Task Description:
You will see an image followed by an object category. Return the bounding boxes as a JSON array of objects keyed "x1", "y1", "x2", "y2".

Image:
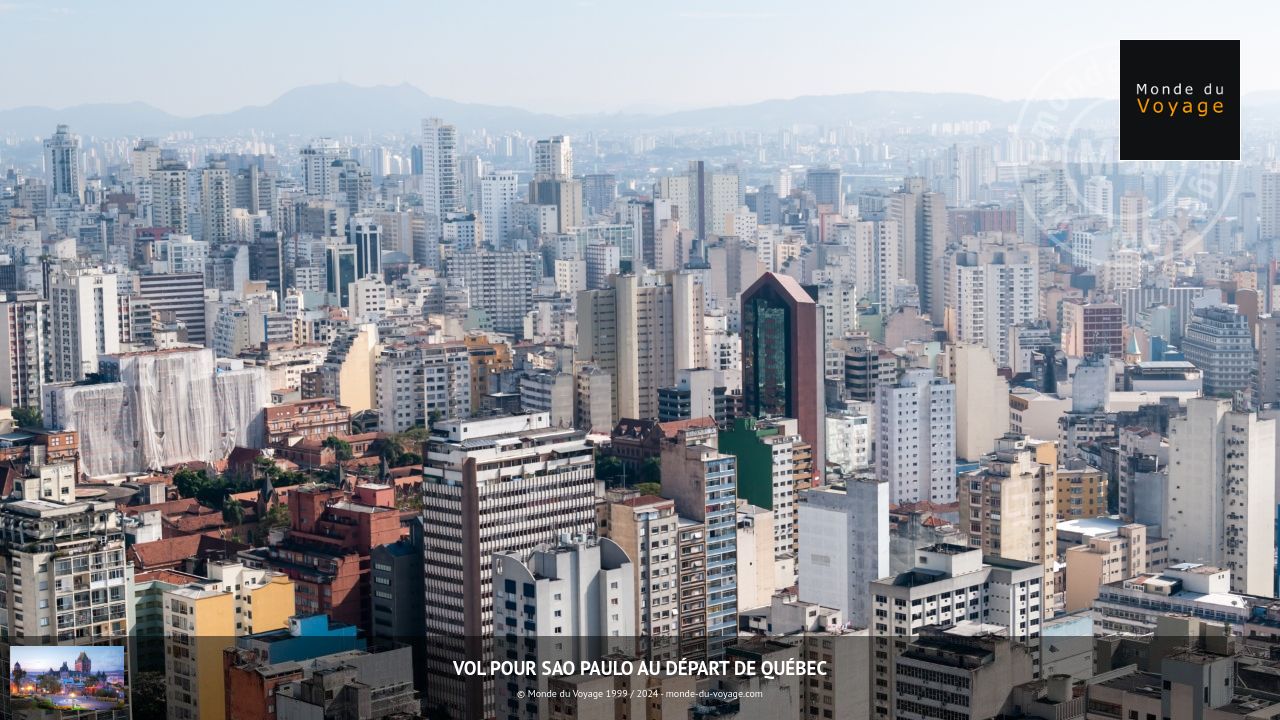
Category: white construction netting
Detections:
[{"x1": 49, "y1": 349, "x2": 267, "y2": 478}]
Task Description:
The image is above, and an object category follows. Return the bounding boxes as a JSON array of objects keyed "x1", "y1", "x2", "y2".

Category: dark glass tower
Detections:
[{"x1": 740, "y1": 272, "x2": 825, "y2": 474}]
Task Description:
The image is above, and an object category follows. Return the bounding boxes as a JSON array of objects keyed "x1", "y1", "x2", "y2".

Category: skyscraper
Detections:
[
  {"x1": 299, "y1": 137, "x2": 344, "y2": 196},
  {"x1": 44, "y1": 124, "x2": 83, "y2": 203},
  {"x1": 420, "y1": 413, "x2": 596, "y2": 718},
  {"x1": 805, "y1": 166, "x2": 842, "y2": 212},
  {"x1": 888, "y1": 179, "x2": 947, "y2": 321},
  {"x1": 534, "y1": 135, "x2": 573, "y2": 178},
  {"x1": 944, "y1": 233, "x2": 1039, "y2": 368},
  {"x1": 0, "y1": 291, "x2": 49, "y2": 410},
  {"x1": 421, "y1": 118, "x2": 459, "y2": 255},
  {"x1": 578, "y1": 271, "x2": 706, "y2": 420},
  {"x1": 325, "y1": 244, "x2": 357, "y2": 308},
  {"x1": 151, "y1": 159, "x2": 191, "y2": 234},
  {"x1": 658, "y1": 423, "x2": 738, "y2": 655},
  {"x1": 1182, "y1": 304, "x2": 1255, "y2": 398},
  {"x1": 1164, "y1": 398, "x2": 1276, "y2": 595},
  {"x1": 479, "y1": 171, "x2": 519, "y2": 248},
  {"x1": 877, "y1": 368, "x2": 957, "y2": 503},
  {"x1": 48, "y1": 266, "x2": 120, "y2": 382},
  {"x1": 739, "y1": 272, "x2": 825, "y2": 474},
  {"x1": 346, "y1": 217, "x2": 382, "y2": 279},
  {"x1": 201, "y1": 160, "x2": 233, "y2": 244}
]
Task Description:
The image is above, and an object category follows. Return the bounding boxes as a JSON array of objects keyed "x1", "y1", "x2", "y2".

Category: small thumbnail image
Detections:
[{"x1": 8, "y1": 645, "x2": 127, "y2": 715}]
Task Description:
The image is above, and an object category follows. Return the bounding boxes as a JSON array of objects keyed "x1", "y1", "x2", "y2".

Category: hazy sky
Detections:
[{"x1": 0, "y1": 0, "x2": 1271, "y2": 115}]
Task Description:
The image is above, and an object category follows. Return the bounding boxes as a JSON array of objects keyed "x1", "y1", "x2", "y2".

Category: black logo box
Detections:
[{"x1": 1120, "y1": 39, "x2": 1240, "y2": 161}]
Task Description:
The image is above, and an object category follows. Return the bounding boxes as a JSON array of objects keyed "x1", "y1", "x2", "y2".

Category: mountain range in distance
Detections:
[{"x1": 2, "y1": 82, "x2": 1278, "y2": 139}]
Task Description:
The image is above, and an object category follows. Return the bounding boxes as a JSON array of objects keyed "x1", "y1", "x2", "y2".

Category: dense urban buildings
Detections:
[{"x1": 5, "y1": 27, "x2": 1280, "y2": 719}]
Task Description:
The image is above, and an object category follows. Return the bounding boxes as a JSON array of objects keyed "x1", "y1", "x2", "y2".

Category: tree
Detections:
[
  {"x1": 595, "y1": 454, "x2": 624, "y2": 486},
  {"x1": 639, "y1": 457, "x2": 662, "y2": 485},
  {"x1": 221, "y1": 498, "x2": 246, "y2": 526},
  {"x1": 12, "y1": 406, "x2": 41, "y2": 429},
  {"x1": 633, "y1": 482, "x2": 662, "y2": 497},
  {"x1": 263, "y1": 502, "x2": 290, "y2": 528},
  {"x1": 322, "y1": 435, "x2": 354, "y2": 461}
]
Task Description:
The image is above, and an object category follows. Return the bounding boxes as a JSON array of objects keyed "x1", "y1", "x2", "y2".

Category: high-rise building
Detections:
[
  {"x1": 805, "y1": 166, "x2": 842, "y2": 212},
  {"x1": 162, "y1": 562, "x2": 295, "y2": 720},
  {"x1": 0, "y1": 291, "x2": 48, "y2": 410},
  {"x1": 597, "y1": 491, "x2": 682, "y2": 647},
  {"x1": 135, "y1": 271, "x2": 207, "y2": 345},
  {"x1": 888, "y1": 180, "x2": 947, "y2": 321},
  {"x1": 48, "y1": 266, "x2": 120, "y2": 382},
  {"x1": 201, "y1": 160, "x2": 233, "y2": 244},
  {"x1": 582, "y1": 173, "x2": 617, "y2": 216},
  {"x1": 1182, "y1": 304, "x2": 1255, "y2": 398},
  {"x1": 797, "y1": 475, "x2": 888, "y2": 627},
  {"x1": 583, "y1": 242, "x2": 620, "y2": 290},
  {"x1": 1061, "y1": 299, "x2": 1124, "y2": 359},
  {"x1": 420, "y1": 413, "x2": 596, "y2": 718},
  {"x1": 1119, "y1": 192, "x2": 1149, "y2": 247},
  {"x1": 1256, "y1": 314, "x2": 1280, "y2": 408},
  {"x1": 1164, "y1": 397, "x2": 1275, "y2": 595},
  {"x1": 942, "y1": 342, "x2": 1011, "y2": 462},
  {"x1": 740, "y1": 272, "x2": 825, "y2": 473},
  {"x1": 1084, "y1": 175, "x2": 1114, "y2": 225},
  {"x1": 578, "y1": 271, "x2": 706, "y2": 420},
  {"x1": 877, "y1": 368, "x2": 957, "y2": 504},
  {"x1": 299, "y1": 138, "x2": 344, "y2": 196},
  {"x1": 1261, "y1": 171, "x2": 1280, "y2": 241},
  {"x1": 958, "y1": 434, "x2": 1058, "y2": 594},
  {"x1": 719, "y1": 417, "x2": 809, "y2": 569},
  {"x1": 346, "y1": 217, "x2": 382, "y2": 279},
  {"x1": 492, "y1": 537, "x2": 634, "y2": 720},
  {"x1": 374, "y1": 340, "x2": 470, "y2": 432},
  {"x1": 0, "y1": 459, "x2": 132, "y2": 642},
  {"x1": 44, "y1": 124, "x2": 83, "y2": 203},
  {"x1": 325, "y1": 244, "x2": 358, "y2": 308},
  {"x1": 479, "y1": 171, "x2": 519, "y2": 248},
  {"x1": 445, "y1": 251, "x2": 542, "y2": 335},
  {"x1": 534, "y1": 135, "x2": 573, "y2": 179},
  {"x1": 151, "y1": 159, "x2": 191, "y2": 234},
  {"x1": 944, "y1": 233, "x2": 1038, "y2": 368},
  {"x1": 421, "y1": 118, "x2": 459, "y2": 250},
  {"x1": 658, "y1": 424, "x2": 738, "y2": 655}
]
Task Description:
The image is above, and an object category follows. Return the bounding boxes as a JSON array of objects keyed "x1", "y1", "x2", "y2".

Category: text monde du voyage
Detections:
[{"x1": 1134, "y1": 83, "x2": 1228, "y2": 118}]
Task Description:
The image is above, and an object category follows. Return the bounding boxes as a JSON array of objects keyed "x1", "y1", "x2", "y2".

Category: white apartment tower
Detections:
[
  {"x1": 479, "y1": 171, "x2": 519, "y2": 248},
  {"x1": 1164, "y1": 397, "x2": 1276, "y2": 596},
  {"x1": 797, "y1": 475, "x2": 889, "y2": 628},
  {"x1": 421, "y1": 118, "x2": 460, "y2": 245},
  {"x1": 534, "y1": 135, "x2": 573, "y2": 179},
  {"x1": 876, "y1": 368, "x2": 957, "y2": 504},
  {"x1": 0, "y1": 292, "x2": 49, "y2": 410},
  {"x1": 492, "y1": 537, "x2": 634, "y2": 720},
  {"x1": 945, "y1": 233, "x2": 1038, "y2": 368},
  {"x1": 48, "y1": 267, "x2": 120, "y2": 382}
]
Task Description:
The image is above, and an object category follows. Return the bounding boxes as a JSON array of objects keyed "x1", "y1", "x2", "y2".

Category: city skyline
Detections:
[{"x1": 2, "y1": 0, "x2": 1278, "y2": 116}]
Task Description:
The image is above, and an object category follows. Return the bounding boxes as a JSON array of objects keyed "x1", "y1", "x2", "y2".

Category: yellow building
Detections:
[
  {"x1": 1063, "y1": 523, "x2": 1167, "y2": 612},
  {"x1": 464, "y1": 333, "x2": 513, "y2": 413},
  {"x1": 959, "y1": 434, "x2": 1058, "y2": 597},
  {"x1": 1056, "y1": 464, "x2": 1108, "y2": 519},
  {"x1": 162, "y1": 561, "x2": 295, "y2": 720}
]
